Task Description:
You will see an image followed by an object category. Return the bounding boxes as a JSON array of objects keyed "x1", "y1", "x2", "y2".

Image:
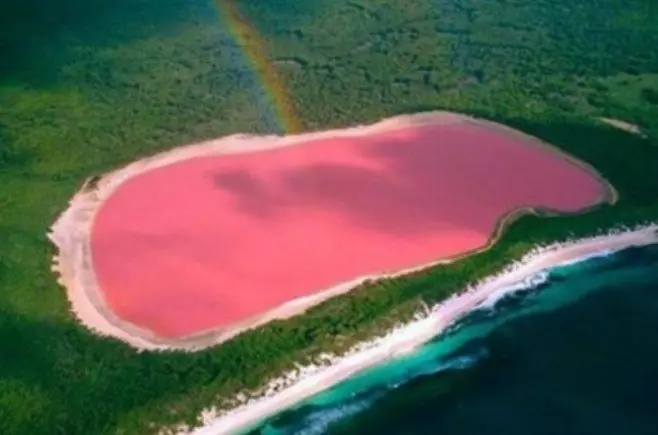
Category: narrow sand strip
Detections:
[
  {"x1": 48, "y1": 111, "x2": 617, "y2": 351},
  {"x1": 177, "y1": 225, "x2": 658, "y2": 435},
  {"x1": 600, "y1": 117, "x2": 646, "y2": 137}
]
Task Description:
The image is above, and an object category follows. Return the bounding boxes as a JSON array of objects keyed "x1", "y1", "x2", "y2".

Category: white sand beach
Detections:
[{"x1": 175, "y1": 225, "x2": 658, "y2": 435}]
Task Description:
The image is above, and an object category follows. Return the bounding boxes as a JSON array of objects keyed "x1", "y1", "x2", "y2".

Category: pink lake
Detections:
[{"x1": 90, "y1": 122, "x2": 607, "y2": 338}]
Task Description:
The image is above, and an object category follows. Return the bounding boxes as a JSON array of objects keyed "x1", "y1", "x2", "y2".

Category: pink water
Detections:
[{"x1": 91, "y1": 122, "x2": 606, "y2": 338}]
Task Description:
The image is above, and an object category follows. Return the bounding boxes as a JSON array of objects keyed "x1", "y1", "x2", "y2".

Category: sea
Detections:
[{"x1": 244, "y1": 242, "x2": 658, "y2": 435}]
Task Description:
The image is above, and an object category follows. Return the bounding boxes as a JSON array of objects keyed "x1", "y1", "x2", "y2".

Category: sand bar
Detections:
[{"x1": 600, "y1": 117, "x2": 645, "y2": 137}]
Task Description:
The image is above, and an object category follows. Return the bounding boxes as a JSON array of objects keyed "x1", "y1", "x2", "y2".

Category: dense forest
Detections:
[{"x1": 1, "y1": 0, "x2": 658, "y2": 434}]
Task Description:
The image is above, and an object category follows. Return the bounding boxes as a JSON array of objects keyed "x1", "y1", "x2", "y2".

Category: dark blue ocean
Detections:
[{"x1": 246, "y1": 243, "x2": 658, "y2": 435}]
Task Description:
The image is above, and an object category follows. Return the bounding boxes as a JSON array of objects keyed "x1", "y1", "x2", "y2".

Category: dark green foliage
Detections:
[
  {"x1": 641, "y1": 87, "x2": 658, "y2": 105},
  {"x1": 0, "y1": 0, "x2": 216, "y2": 86},
  {"x1": 1, "y1": 0, "x2": 658, "y2": 434}
]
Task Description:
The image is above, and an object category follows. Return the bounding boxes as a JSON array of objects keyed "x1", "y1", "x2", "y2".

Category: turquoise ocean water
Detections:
[{"x1": 246, "y1": 243, "x2": 658, "y2": 435}]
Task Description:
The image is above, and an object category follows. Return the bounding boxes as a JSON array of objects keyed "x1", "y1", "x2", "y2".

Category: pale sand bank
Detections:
[
  {"x1": 600, "y1": 117, "x2": 645, "y2": 137},
  {"x1": 172, "y1": 225, "x2": 658, "y2": 435},
  {"x1": 48, "y1": 111, "x2": 616, "y2": 351}
]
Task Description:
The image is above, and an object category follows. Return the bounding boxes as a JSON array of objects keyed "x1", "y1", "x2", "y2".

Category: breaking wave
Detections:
[
  {"x1": 476, "y1": 270, "x2": 550, "y2": 310},
  {"x1": 247, "y1": 240, "x2": 658, "y2": 435},
  {"x1": 252, "y1": 346, "x2": 489, "y2": 435}
]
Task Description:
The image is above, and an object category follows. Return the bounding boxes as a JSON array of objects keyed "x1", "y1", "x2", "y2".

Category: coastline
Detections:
[
  {"x1": 176, "y1": 224, "x2": 658, "y2": 435},
  {"x1": 48, "y1": 110, "x2": 616, "y2": 351}
]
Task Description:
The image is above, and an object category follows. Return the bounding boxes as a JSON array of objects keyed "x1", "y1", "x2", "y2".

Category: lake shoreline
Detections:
[{"x1": 48, "y1": 110, "x2": 615, "y2": 351}]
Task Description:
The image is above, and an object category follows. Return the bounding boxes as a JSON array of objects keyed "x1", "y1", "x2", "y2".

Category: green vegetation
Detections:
[
  {"x1": 641, "y1": 87, "x2": 658, "y2": 105},
  {"x1": 1, "y1": 0, "x2": 658, "y2": 433}
]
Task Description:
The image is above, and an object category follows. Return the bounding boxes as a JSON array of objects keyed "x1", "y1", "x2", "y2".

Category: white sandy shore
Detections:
[
  {"x1": 48, "y1": 111, "x2": 616, "y2": 351},
  {"x1": 171, "y1": 225, "x2": 658, "y2": 435},
  {"x1": 599, "y1": 117, "x2": 646, "y2": 137}
]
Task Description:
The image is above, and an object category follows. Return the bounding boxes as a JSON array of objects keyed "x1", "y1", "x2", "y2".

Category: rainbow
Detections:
[{"x1": 216, "y1": 0, "x2": 302, "y2": 134}]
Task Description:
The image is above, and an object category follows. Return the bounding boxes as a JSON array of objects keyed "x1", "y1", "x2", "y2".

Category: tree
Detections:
[{"x1": 641, "y1": 87, "x2": 658, "y2": 106}]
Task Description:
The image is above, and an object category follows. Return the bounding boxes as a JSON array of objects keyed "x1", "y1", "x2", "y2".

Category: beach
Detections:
[{"x1": 180, "y1": 224, "x2": 658, "y2": 435}]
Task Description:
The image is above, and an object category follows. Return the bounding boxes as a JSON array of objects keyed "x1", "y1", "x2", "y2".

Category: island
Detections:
[{"x1": 1, "y1": 0, "x2": 658, "y2": 434}]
